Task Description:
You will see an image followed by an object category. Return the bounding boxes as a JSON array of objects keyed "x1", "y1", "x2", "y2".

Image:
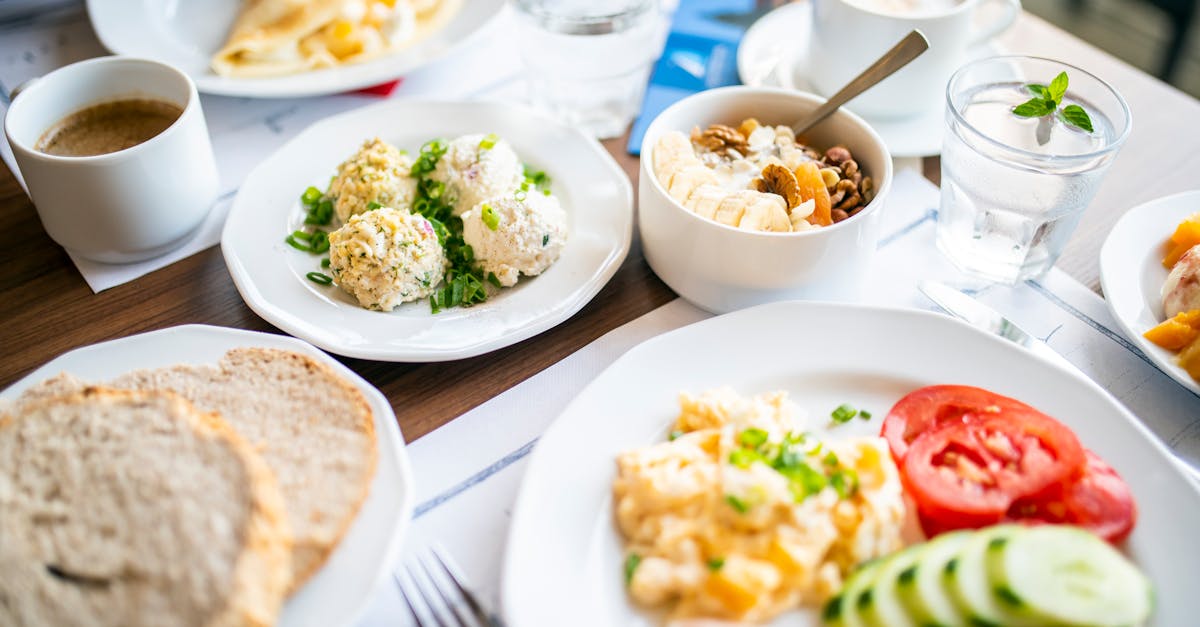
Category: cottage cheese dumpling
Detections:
[
  {"x1": 328, "y1": 137, "x2": 418, "y2": 222},
  {"x1": 1164, "y1": 245, "x2": 1200, "y2": 317},
  {"x1": 328, "y1": 207, "x2": 446, "y2": 310},
  {"x1": 461, "y1": 194, "x2": 568, "y2": 287},
  {"x1": 430, "y1": 134, "x2": 524, "y2": 216}
]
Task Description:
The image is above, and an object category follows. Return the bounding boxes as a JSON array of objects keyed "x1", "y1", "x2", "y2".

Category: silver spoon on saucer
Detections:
[{"x1": 792, "y1": 30, "x2": 931, "y2": 136}]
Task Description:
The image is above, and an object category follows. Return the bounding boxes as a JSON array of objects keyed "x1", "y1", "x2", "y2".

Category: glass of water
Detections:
[
  {"x1": 513, "y1": 0, "x2": 661, "y2": 139},
  {"x1": 937, "y1": 56, "x2": 1131, "y2": 283}
]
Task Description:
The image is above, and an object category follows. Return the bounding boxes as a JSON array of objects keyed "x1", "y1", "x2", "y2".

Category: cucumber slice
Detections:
[
  {"x1": 859, "y1": 545, "x2": 922, "y2": 627},
  {"x1": 822, "y1": 560, "x2": 883, "y2": 627},
  {"x1": 988, "y1": 525, "x2": 1153, "y2": 626},
  {"x1": 947, "y1": 525, "x2": 1026, "y2": 627},
  {"x1": 898, "y1": 531, "x2": 973, "y2": 627}
]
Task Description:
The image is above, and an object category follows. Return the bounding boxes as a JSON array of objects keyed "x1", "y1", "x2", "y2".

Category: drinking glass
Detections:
[
  {"x1": 513, "y1": 0, "x2": 660, "y2": 139},
  {"x1": 936, "y1": 56, "x2": 1131, "y2": 283}
]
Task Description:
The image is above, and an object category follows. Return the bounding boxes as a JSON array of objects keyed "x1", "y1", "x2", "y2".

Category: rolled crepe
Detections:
[{"x1": 212, "y1": 0, "x2": 442, "y2": 78}]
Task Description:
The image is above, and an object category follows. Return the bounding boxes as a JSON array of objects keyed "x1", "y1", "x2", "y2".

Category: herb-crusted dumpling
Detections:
[
  {"x1": 429, "y1": 134, "x2": 524, "y2": 216},
  {"x1": 461, "y1": 193, "x2": 568, "y2": 288},
  {"x1": 328, "y1": 137, "x2": 418, "y2": 223},
  {"x1": 328, "y1": 207, "x2": 446, "y2": 311}
]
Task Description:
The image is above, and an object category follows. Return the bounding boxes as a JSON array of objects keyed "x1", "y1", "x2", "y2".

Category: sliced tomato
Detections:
[
  {"x1": 1006, "y1": 450, "x2": 1137, "y2": 543},
  {"x1": 903, "y1": 414, "x2": 1086, "y2": 535},
  {"x1": 881, "y1": 385, "x2": 1038, "y2": 461}
]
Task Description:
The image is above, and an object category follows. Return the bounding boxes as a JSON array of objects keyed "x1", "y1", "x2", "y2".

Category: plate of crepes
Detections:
[
  {"x1": 1100, "y1": 190, "x2": 1200, "y2": 395},
  {"x1": 503, "y1": 301, "x2": 1200, "y2": 626},
  {"x1": 86, "y1": 0, "x2": 503, "y2": 97},
  {"x1": 0, "y1": 325, "x2": 413, "y2": 627},
  {"x1": 222, "y1": 99, "x2": 632, "y2": 361}
]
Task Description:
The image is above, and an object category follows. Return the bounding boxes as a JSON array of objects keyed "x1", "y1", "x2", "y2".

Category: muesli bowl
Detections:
[{"x1": 639, "y1": 86, "x2": 893, "y2": 313}]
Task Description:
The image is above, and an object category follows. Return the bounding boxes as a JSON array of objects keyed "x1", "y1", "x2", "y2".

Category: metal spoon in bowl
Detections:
[{"x1": 792, "y1": 30, "x2": 931, "y2": 136}]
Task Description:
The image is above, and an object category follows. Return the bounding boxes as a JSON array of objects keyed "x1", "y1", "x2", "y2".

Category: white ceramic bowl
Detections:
[{"x1": 639, "y1": 86, "x2": 893, "y2": 313}]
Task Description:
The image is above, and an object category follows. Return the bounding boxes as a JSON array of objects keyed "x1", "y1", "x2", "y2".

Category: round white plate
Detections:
[
  {"x1": 85, "y1": 0, "x2": 503, "y2": 98},
  {"x1": 222, "y1": 99, "x2": 632, "y2": 361},
  {"x1": 1100, "y1": 190, "x2": 1200, "y2": 396},
  {"x1": 0, "y1": 324, "x2": 414, "y2": 627},
  {"x1": 502, "y1": 301, "x2": 1200, "y2": 626},
  {"x1": 737, "y1": 2, "x2": 1002, "y2": 158}
]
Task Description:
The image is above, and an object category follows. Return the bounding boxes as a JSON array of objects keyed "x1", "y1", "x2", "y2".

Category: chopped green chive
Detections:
[
  {"x1": 306, "y1": 272, "x2": 333, "y2": 285},
  {"x1": 624, "y1": 553, "x2": 641, "y2": 585},
  {"x1": 859, "y1": 410, "x2": 872, "y2": 420},
  {"x1": 542, "y1": 234, "x2": 549, "y2": 246},
  {"x1": 706, "y1": 558, "x2": 725, "y2": 571},
  {"x1": 831, "y1": 403, "x2": 858, "y2": 423},
  {"x1": 481, "y1": 203, "x2": 500, "y2": 231},
  {"x1": 725, "y1": 494, "x2": 749, "y2": 514}
]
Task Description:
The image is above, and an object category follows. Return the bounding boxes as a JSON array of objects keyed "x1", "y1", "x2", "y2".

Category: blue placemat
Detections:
[{"x1": 626, "y1": 0, "x2": 760, "y2": 155}]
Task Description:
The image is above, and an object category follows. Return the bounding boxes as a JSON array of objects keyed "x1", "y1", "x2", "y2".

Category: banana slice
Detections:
[
  {"x1": 685, "y1": 184, "x2": 727, "y2": 221},
  {"x1": 653, "y1": 131, "x2": 701, "y2": 189},
  {"x1": 738, "y1": 193, "x2": 791, "y2": 232},
  {"x1": 667, "y1": 165, "x2": 718, "y2": 204},
  {"x1": 790, "y1": 199, "x2": 816, "y2": 231},
  {"x1": 713, "y1": 190, "x2": 759, "y2": 227}
]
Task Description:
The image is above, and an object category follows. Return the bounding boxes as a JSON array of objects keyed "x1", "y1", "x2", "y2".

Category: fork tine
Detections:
[
  {"x1": 406, "y1": 561, "x2": 456, "y2": 627},
  {"x1": 416, "y1": 552, "x2": 476, "y2": 627},
  {"x1": 429, "y1": 545, "x2": 490, "y2": 622},
  {"x1": 393, "y1": 568, "x2": 430, "y2": 627}
]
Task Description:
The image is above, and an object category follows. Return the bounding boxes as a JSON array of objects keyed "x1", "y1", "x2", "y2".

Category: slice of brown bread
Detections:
[
  {"x1": 111, "y1": 348, "x2": 378, "y2": 589},
  {"x1": 0, "y1": 387, "x2": 291, "y2": 627}
]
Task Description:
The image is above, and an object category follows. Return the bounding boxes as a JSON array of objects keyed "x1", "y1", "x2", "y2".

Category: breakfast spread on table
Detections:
[
  {"x1": 614, "y1": 384, "x2": 1147, "y2": 624},
  {"x1": 1143, "y1": 212, "x2": 1200, "y2": 381},
  {"x1": 212, "y1": 0, "x2": 458, "y2": 78},
  {"x1": 287, "y1": 134, "x2": 566, "y2": 312},
  {"x1": 652, "y1": 118, "x2": 875, "y2": 231},
  {"x1": 0, "y1": 348, "x2": 377, "y2": 626}
]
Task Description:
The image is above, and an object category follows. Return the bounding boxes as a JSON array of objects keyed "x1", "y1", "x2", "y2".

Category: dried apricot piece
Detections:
[{"x1": 793, "y1": 161, "x2": 832, "y2": 226}]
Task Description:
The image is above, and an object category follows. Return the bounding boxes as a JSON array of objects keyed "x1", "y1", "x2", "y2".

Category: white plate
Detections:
[
  {"x1": 85, "y1": 0, "x2": 503, "y2": 98},
  {"x1": 1099, "y1": 190, "x2": 1200, "y2": 396},
  {"x1": 502, "y1": 301, "x2": 1200, "y2": 626},
  {"x1": 0, "y1": 324, "x2": 414, "y2": 627},
  {"x1": 222, "y1": 99, "x2": 632, "y2": 361},
  {"x1": 737, "y1": 2, "x2": 1002, "y2": 158}
]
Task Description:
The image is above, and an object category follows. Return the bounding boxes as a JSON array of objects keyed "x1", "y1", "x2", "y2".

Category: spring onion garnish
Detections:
[
  {"x1": 486, "y1": 272, "x2": 502, "y2": 288},
  {"x1": 481, "y1": 203, "x2": 500, "y2": 231},
  {"x1": 411, "y1": 139, "x2": 448, "y2": 177},
  {"x1": 478, "y1": 133, "x2": 499, "y2": 150},
  {"x1": 859, "y1": 410, "x2": 872, "y2": 420},
  {"x1": 306, "y1": 272, "x2": 333, "y2": 285},
  {"x1": 321, "y1": 257, "x2": 330, "y2": 268},
  {"x1": 707, "y1": 558, "x2": 725, "y2": 571},
  {"x1": 739, "y1": 427, "x2": 769, "y2": 448},
  {"x1": 366, "y1": 201, "x2": 382, "y2": 211},
  {"x1": 301, "y1": 186, "x2": 322, "y2": 205},
  {"x1": 624, "y1": 553, "x2": 641, "y2": 585},
  {"x1": 725, "y1": 494, "x2": 750, "y2": 514},
  {"x1": 668, "y1": 429, "x2": 684, "y2": 441},
  {"x1": 542, "y1": 234, "x2": 550, "y2": 246},
  {"x1": 729, "y1": 448, "x2": 765, "y2": 468},
  {"x1": 831, "y1": 403, "x2": 858, "y2": 423},
  {"x1": 823, "y1": 451, "x2": 839, "y2": 467},
  {"x1": 514, "y1": 189, "x2": 527, "y2": 202},
  {"x1": 830, "y1": 468, "x2": 859, "y2": 499},
  {"x1": 285, "y1": 234, "x2": 312, "y2": 252},
  {"x1": 523, "y1": 164, "x2": 551, "y2": 190},
  {"x1": 307, "y1": 230, "x2": 330, "y2": 253}
]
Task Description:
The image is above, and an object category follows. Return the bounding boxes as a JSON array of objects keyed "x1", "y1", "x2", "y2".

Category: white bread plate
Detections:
[{"x1": 0, "y1": 324, "x2": 413, "y2": 627}]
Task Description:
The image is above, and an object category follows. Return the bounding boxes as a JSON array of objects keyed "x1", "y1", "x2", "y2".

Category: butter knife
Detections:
[{"x1": 917, "y1": 279, "x2": 1200, "y2": 484}]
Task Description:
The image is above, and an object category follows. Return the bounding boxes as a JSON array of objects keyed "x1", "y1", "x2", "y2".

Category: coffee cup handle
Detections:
[
  {"x1": 969, "y1": 0, "x2": 1020, "y2": 47},
  {"x1": 8, "y1": 76, "x2": 40, "y2": 102}
]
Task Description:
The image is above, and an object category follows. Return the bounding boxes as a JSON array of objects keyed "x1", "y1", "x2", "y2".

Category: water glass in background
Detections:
[
  {"x1": 937, "y1": 56, "x2": 1131, "y2": 283},
  {"x1": 513, "y1": 0, "x2": 661, "y2": 139}
]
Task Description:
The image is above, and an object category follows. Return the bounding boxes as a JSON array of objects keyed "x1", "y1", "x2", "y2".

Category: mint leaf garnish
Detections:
[
  {"x1": 1013, "y1": 99, "x2": 1056, "y2": 118},
  {"x1": 1011, "y1": 72, "x2": 1094, "y2": 137},
  {"x1": 1060, "y1": 104, "x2": 1094, "y2": 132},
  {"x1": 1047, "y1": 71, "x2": 1069, "y2": 104}
]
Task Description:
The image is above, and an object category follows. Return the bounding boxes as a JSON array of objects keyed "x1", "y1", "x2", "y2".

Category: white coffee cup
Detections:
[
  {"x1": 4, "y1": 56, "x2": 218, "y2": 264},
  {"x1": 808, "y1": 0, "x2": 1019, "y2": 119}
]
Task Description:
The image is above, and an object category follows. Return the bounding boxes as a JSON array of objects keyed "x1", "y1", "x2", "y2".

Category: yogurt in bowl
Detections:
[{"x1": 639, "y1": 86, "x2": 893, "y2": 314}]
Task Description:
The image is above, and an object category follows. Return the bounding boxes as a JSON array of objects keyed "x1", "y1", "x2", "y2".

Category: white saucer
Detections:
[{"x1": 737, "y1": 2, "x2": 1003, "y2": 158}]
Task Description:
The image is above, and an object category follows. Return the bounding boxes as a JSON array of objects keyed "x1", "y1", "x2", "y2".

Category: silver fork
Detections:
[{"x1": 394, "y1": 545, "x2": 505, "y2": 627}]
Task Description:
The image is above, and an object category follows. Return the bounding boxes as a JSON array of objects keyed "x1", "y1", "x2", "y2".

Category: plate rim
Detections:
[
  {"x1": 1098, "y1": 189, "x2": 1200, "y2": 396},
  {"x1": 500, "y1": 299, "x2": 1200, "y2": 625},
  {"x1": 220, "y1": 98, "x2": 634, "y2": 362},
  {"x1": 0, "y1": 323, "x2": 415, "y2": 627},
  {"x1": 84, "y1": 0, "x2": 505, "y2": 98}
]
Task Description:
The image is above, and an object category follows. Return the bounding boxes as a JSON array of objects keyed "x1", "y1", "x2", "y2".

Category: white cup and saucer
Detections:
[{"x1": 737, "y1": 0, "x2": 1018, "y2": 157}]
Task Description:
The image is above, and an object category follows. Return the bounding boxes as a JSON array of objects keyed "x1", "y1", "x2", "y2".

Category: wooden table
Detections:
[{"x1": 1, "y1": 13, "x2": 1197, "y2": 442}]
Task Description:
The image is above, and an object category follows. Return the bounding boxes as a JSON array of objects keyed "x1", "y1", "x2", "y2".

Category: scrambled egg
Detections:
[
  {"x1": 327, "y1": 207, "x2": 445, "y2": 310},
  {"x1": 328, "y1": 138, "x2": 418, "y2": 223},
  {"x1": 430, "y1": 134, "x2": 524, "y2": 216},
  {"x1": 460, "y1": 193, "x2": 568, "y2": 287},
  {"x1": 614, "y1": 388, "x2": 907, "y2": 623}
]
